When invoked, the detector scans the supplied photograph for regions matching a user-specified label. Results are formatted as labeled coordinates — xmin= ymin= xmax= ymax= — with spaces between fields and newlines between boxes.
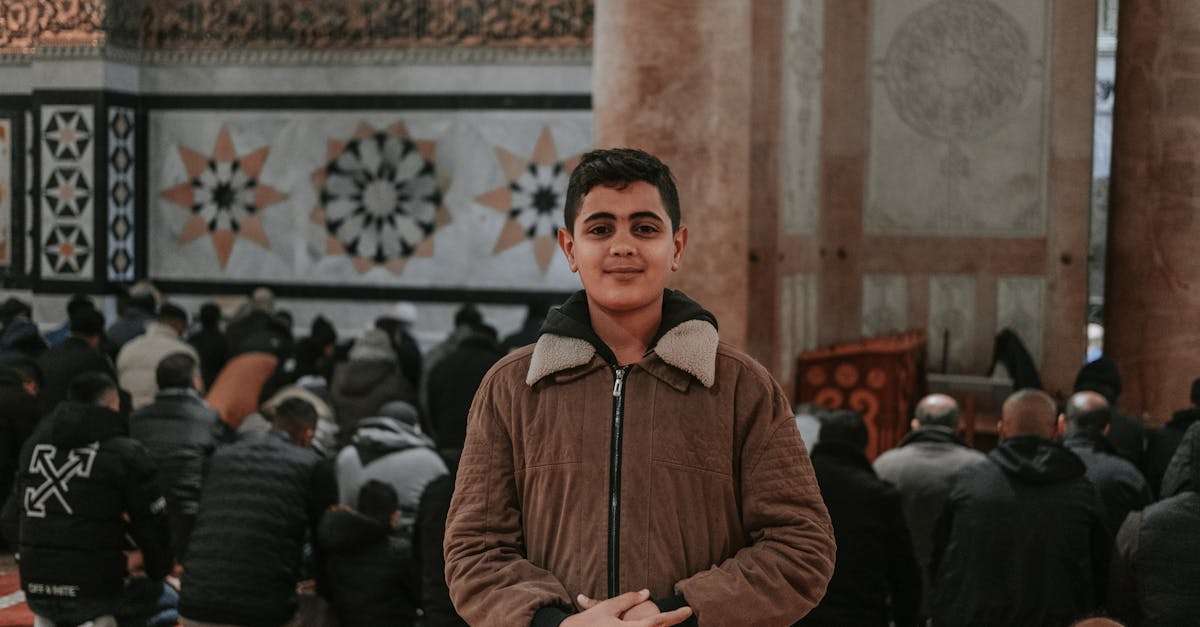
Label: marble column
xmin=1106 ymin=0 xmax=1200 ymax=421
xmin=593 ymin=0 xmax=754 ymax=350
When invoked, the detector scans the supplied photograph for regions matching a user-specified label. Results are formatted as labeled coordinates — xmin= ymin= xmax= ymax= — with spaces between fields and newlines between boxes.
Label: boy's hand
xmin=567 ymin=590 xmax=693 ymax=626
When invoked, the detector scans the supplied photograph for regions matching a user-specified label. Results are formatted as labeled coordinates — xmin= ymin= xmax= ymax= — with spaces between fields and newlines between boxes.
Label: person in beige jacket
xmin=444 ymin=149 xmax=835 ymax=627
xmin=117 ymin=303 xmax=200 ymax=409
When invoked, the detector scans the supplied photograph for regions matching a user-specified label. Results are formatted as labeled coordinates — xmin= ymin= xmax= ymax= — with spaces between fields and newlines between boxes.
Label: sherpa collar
xmin=525 ymin=290 xmax=719 ymax=388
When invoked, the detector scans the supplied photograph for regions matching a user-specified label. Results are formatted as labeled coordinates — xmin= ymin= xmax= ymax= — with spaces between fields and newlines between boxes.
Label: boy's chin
xmin=585 ymin=290 xmax=664 ymax=315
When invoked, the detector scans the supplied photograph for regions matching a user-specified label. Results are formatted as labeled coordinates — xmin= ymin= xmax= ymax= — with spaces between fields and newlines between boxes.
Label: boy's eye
xmin=634 ymin=224 xmax=660 ymax=235
xmin=588 ymin=224 xmax=612 ymax=236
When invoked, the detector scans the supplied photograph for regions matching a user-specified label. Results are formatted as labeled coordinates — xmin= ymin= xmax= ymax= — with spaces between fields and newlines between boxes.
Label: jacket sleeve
xmin=674 ymin=376 xmax=836 ymax=626
xmin=1108 ymin=510 xmax=1141 ymax=626
xmin=884 ymin=488 xmax=921 ymax=627
xmin=122 ymin=441 xmax=173 ymax=579
xmin=443 ymin=373 xmax=574 ymax=627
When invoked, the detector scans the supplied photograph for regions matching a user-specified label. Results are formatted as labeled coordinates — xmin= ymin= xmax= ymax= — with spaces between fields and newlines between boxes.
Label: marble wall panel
xmin=780 ymin=0 xmax=824 ymax=235
xmin=39 ymin=105 xmax=95 ymax=280
xmin=0 ymin=118 xmax=11 ymax=266
xmin=148 ymin=110 xmax=591 ymax=291
xmin=862 ymin=273 xmax=907 ymax=337
xmin=927 ymin=275 xmax=975 ymax=373
xmin=107 ymin=106 xmax=135 ymax=281
xmin=866 ymin=0 xmax=1049 ymax=237
xmin=996 ymin=275 xmax=1045 ymax=368
xmin=780 ymin=273 xmax=819 ymax=386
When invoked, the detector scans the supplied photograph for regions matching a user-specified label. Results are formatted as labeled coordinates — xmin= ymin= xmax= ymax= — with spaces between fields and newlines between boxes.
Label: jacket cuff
xmin=654 ymin=594 xmax=699 ymax=626
xmin=531 ymin=605 xmax=572 ymax=627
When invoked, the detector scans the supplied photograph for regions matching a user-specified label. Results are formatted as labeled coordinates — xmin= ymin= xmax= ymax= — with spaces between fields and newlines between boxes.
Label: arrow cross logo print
xmin=23 ymin=443 xmax=99 ymax=518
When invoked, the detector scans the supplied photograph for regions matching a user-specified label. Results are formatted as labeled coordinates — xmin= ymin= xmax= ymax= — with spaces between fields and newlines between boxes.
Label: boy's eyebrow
xmin=581 ymin=211 xmax=666 ymax=223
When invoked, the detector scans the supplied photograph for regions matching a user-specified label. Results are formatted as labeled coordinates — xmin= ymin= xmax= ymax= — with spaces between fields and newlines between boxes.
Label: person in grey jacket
xmin=873 ymin=393 xmax=986 ymax=620
xmin=1109 ymin=420 xmax=1200 ymax=626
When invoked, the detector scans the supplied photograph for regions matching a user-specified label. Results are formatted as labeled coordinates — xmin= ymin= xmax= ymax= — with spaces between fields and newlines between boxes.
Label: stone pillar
xmin=593 ymin=0 xmax=753 ymax=349
xmin=1106 ymin=0 xmax=1200 ymax=421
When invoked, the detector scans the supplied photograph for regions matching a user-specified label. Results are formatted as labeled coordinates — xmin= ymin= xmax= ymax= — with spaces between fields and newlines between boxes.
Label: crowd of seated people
xmin=0 ymin=285 xmax=516 ymax=626
xmin=1 ymin=282 xmax=1198 ymax=626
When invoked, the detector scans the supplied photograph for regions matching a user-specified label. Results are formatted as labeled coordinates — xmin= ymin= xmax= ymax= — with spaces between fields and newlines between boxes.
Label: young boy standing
xmin=444 ymin=149 xmax=835 ymax=626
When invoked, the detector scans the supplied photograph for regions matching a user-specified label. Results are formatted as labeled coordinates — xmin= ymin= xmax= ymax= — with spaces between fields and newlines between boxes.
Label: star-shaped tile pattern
xmin=160 ymin=125 xmax=288 ymax=268
xmin=477 ymin=127 xmax=581 ymax=273
xmin=43 ymin=166 xmax=90 ymax=218
xmin=311 ymin=121 xmax=450 ymax=275
xmin=43 ymin=225 xmax=91 ymax=274
xmin=43 ymin=110 xmax=91 ymax=161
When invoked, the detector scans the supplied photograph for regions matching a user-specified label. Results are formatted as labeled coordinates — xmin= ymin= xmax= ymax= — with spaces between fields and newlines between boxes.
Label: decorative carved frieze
xmin=2 ymin=0 xmax=592 ymax=55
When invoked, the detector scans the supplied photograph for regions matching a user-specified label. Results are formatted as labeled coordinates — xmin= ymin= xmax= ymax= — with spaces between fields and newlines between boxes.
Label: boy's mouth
xmin=605 ymin=266 xmax=643 ymax=275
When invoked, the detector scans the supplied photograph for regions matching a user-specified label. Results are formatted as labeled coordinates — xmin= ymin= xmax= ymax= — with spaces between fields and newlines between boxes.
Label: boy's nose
xmin=610 ymin=242 xmax=636 ymax=256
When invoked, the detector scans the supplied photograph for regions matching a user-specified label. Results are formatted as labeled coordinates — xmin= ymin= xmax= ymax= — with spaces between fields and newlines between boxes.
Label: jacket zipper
xmin=608 ymin=366 xmax=627 ymax=598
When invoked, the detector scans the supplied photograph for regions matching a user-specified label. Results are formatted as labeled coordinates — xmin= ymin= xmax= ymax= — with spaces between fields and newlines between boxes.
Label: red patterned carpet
xmin=0 ymin=555 xmax=33 ymax=627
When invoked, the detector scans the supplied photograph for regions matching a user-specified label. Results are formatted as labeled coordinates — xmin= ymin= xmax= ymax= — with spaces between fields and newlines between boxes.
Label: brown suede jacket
xmin=444 ymin=295 xmax=835 ymax=626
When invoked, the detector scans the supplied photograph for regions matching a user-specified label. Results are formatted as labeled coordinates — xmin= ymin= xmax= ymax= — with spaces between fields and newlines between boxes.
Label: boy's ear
xmin=558 ymin=227 xmax=578 ymax=272
xmin=672 ymin=225 xmax=688 ymax=271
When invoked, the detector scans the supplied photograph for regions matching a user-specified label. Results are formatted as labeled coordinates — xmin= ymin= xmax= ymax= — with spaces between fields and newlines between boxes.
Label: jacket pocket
xmin=650 ymin=394 xmax=733 ymax=476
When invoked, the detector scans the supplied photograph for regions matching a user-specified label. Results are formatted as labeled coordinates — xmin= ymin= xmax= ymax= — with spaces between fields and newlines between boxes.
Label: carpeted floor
xmin=0 ymin=555 xmax=33 ymax=627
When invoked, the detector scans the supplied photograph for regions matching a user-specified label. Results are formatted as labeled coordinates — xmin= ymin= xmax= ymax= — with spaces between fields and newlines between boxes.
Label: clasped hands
xmin=561 ymin=589 xmax=693 ymax=626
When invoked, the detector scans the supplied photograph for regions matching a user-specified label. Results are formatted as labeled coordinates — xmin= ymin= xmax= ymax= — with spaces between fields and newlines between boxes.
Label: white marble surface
xmin=138 ymin=62 xmax=590 ymax=95
xmin=861 ymin=273 xmax=907 ymax=338
xmin=149 ymin=109 xmax=590 ymax=292
xmin=780 ymin=0 xmax=824 ymax=235
xmin=996 ymin=275 xmax=1045 ymax=367
xmin=927 ymin=275 xmax=976 ymax=373
xmin=780 ymin=273 xmax=819 ymax=383
xmin=866 ymin=0 xmax=1049 ymax=237
xmin=0 ymin=118 xmax=10 ymax=266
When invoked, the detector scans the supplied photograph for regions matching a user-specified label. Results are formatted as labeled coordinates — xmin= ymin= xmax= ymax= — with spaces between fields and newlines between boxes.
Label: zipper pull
xmin=613 ymin=367 xmax=625 ymax=398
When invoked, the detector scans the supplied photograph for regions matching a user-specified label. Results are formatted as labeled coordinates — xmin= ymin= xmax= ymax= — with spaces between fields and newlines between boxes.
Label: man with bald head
xmin=1059 ymin=391 xmax=1152 ymax=535
xmin=873 ymin=393 xmax=986 ymax=621
xmin=930 ymin=389 xmax=1109 ymax=627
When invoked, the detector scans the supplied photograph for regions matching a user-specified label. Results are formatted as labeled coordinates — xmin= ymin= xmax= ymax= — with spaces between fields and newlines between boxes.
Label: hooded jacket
xmin=0 ymin=367 xmax=41 ymax=511
xmin=1110 ymin=421 xmax=1200 ymax=626
xmin=335 ymin=416 xmax=447 ymax=515
xmin=931 ymin=435 xmax=1108 ymax=627
xmin=801 ymin=441 xmax=920 ymax=627
xmin=331 ymin=332 xmax=416 ymax=440
xmin=15 ymin=402 xmax=172 ymax=601
xmin=444 ymin=290 xmax=836 ymax=627
xmin=318 ymin=508 xmax=419 ymax=626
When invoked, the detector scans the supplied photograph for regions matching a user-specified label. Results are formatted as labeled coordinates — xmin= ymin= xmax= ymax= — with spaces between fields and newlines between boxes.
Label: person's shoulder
xmin=714 ymin=341 xmax=776 ymax=385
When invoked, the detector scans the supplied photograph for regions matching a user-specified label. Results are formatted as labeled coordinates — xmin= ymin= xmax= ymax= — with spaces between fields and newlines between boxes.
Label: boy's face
xmin=557 ymin=181 xmax=687 ymax=315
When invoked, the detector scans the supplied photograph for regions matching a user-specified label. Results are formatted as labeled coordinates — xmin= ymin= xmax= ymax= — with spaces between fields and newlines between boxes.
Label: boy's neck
xmin=586 ymin=295 xmax=663 ymax=367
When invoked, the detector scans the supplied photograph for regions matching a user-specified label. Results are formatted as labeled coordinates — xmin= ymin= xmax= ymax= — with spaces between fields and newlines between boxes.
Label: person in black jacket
xmin=36 ymin=307 xmax=118 ymax=416
xmin=180 ymin=397 xmax=333 ymax=627
xmin=14 ymin=372 xmax=176 ymax=626
xmin=129 ymin=352 xmax=229 ymax=561
xmin=319 ymin=479 xmax=420 ymax=626
xmin=799 ymin=409 xmax=920 ymax=627
xmin=1143 ymin=377 xmax=1200 ymax=498
xmin=1058 ymin=391 xmax=1152 ymax=536
xmin=415 ymin=471 xmax=468 ymax=627
xmin=186 ymin=302 xmax=228 ymax=391
xmin=1110 ymin=420 xmax=1200 ymax=626
xmin=931 ymin=389 xmax=1109 ymax=627
xmin=0 ymin=360 xmax=42 ymax=524
xmin=423 ymin=322 xmax=503 ymax=458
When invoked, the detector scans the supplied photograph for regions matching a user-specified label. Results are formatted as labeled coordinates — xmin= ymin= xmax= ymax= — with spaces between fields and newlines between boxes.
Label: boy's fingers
xmin=635 ymin=606 xmax=693 ymax=627
xmin=577 ymin=593 xmax=599 ymax=609
xmin=600 ymin=589 xmax=651 ymax=614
